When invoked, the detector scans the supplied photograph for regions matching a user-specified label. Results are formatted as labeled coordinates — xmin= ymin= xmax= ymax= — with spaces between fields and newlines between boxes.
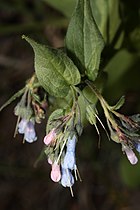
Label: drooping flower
xmin=24 ymin=121 xmax=37 ymax=143
xmin=123 ymin=146 xmax=138 ymax=165
xmin=66 ymin=135 xmax=77 ymax=153
xmin=50 ymin=162 xmax=61 ymax=182
xmin=43 ymin=128 xmax=56 ymax=146
xmin=63 ymin=151 xmax=76 ymax=170
xmin=62 ymin=135 xmax=77 ymax=170
xmin=135 ymin=143 xmax=140 ymax=153
xmin=61 ymin=167 xmax=74 ymax=187
xmin=18 ymin=118 xmax=28 ymax=134
xmin=48 ymin=157 xmax=53 ymax=165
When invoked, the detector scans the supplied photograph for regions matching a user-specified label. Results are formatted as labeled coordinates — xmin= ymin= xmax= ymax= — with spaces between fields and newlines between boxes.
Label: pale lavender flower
xmin=61 ymin=167 xmax=74 ymax=187
xmin=62 ymin=135 xmax=77 ymax=170
xmin=66 ymin=135 xmax=77 ymax=152
xmin=124 ymin=147 xmax=138 ymax=165
xmin=24 ymin=121 xmax=37 ymax=143
xmin=63 ymin=151 xmax=76 ymax=170
xmin=135 ymin=143 xmax=140 ymax=153
xmin=50 ymin=162 xmax=61 ymax=182
xmin=18 ymin=118 xmax=28 ymax=134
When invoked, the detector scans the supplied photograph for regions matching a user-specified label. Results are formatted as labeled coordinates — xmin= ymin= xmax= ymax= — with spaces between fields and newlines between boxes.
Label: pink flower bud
xmin=125 ymin=148 xmax=138 ymax=165
xmin=43 ymin=129 xmax=56 ymax=146
xmin=48 ymin=157 xmax=53 ymax=165
xmin=50 ymin=162 xmax=61 ymax=182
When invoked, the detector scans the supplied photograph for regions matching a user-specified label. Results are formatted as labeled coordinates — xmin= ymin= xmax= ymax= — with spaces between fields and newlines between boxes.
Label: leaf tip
xmin=22 ymin=34 xmax=26 ymax=39
xmin=22 ymin=35 xmax=30 ymax=42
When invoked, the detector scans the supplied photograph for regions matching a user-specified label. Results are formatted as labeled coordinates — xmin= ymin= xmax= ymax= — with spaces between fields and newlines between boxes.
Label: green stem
xmin=86 ymin=80 xmax=119 ymax=131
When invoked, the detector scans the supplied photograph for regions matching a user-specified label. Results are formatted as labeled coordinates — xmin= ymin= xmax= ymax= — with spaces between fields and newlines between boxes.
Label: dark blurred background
xmin=0 ymin=0 xmax=140 ymax=209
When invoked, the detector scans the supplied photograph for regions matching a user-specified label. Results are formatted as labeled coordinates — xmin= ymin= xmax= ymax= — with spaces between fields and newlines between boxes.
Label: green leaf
xmin=77 ymin=94 xmax=87 ymax=126
xmin=46 ymin=109 xmax=65 ymax=133
xmin=86 ymin=104 xmax=96 ymax=125
xmin=110 ymin=96 xmax=125 ymax=111
xmin=65 ymin=0 xmax=104 ymax=81
xmin=22 ymin=36 xmax=81 ymax=98
xmin=83 ymin=86 xmax=98 ymax=104
xmin=91 ymin=0 xmax=123 ymax=48
xmin=0 ymin=87 xmax=25 ymax=112
xmin=53 ymin=89 xmax=73 ymax=109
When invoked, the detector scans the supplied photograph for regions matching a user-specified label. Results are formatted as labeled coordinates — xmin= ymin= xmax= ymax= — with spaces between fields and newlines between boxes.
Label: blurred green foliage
xmin=43 ymin=0 xmax=76 ymax=18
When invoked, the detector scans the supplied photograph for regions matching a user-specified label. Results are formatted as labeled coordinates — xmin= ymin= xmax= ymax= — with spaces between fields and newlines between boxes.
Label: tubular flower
xmin=135 ymin=143 xmax=140 ymax=153
xmin=66 ymin=135 xmax=77 ymax=152
xmin=63 ymin=151 xmax=76 ymax=170
xmin=18 ymin=118 xmax=37 ymax=143
xmin=61 ymin=167 xmax=74 ymax=187
xmin=24 ymin=121 xmax=37 ymax=143
xmin=63 ymin=135 xmax=77 ymax=170
xmin=50 ymin=162 xmax=61 ymax=182
xmin=48 ymin=157 xmax=53 ymax=165
xmin=43 ymin=128 xmax=56 ymax=146
xmin=123 ymin=146 xmax=138 ymax=165
xmin=18 ymin=118 xmax=28 ymax=134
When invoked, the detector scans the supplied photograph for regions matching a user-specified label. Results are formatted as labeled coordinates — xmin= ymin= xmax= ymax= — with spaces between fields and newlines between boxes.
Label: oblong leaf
xmin=46 ymin=109 xmax=65 ymax=133
xmin=23 ymin=36 xmax=81 ymax=98
xmin=65 ymin=0 xmax=104 ymax=81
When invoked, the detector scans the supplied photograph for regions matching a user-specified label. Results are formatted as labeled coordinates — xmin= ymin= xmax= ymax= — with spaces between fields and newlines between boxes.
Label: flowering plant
xmin=0 ymin=0 xmax=140 ymax=196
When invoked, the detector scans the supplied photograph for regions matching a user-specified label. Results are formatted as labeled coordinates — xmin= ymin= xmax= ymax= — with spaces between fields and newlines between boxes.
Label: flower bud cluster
xmin=18 ymin=118 xmax=37 ymax=143
xmin=14 ymin=75 xmax=47 ymax=143
xmin=61 ymin=135 xmax=76 ymax=187
xmin=43 ymin=127 xmax=79 ymax=191
xmin=107 ymin=112 xmax=140 ymax=165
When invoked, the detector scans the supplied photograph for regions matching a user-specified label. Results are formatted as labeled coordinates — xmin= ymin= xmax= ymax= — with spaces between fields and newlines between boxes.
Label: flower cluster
xmin=108 ymin=113 xmax=140 ymax=165
xmin=1 ymin=72 xmax=140 ymax=194
xmin=85 ymin=81 xmax=140 ymax=166
xmin=14 ymin=75 xmax=47 ymax=143
xmin=18 ymin=118 xmax=37 ymax=143
xmin=44 ymin=132 xmax=79 ymax=194
xmin=43 ymin=110 xmax=81 ymax=195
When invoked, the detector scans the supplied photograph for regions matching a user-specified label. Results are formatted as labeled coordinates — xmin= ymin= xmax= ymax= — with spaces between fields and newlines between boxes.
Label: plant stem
xmin=86 ymin=80 xmax=119 ymax=131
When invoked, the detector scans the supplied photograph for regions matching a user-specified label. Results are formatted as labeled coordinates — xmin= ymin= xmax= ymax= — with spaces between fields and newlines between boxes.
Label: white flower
xmin=24 ymin=121 xmax=37 ymax=143
xmin=18 ymin=118 xmax=28 ymax=134
xmin=123 ymin=146 xmax=138 ymax=165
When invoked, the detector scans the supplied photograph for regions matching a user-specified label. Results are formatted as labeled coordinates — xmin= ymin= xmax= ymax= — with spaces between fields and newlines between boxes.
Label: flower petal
xmin=24 ymin=121 xmax=37 ymax=143
xmin=43 ymin=128 xmax=56 ymax=145
xmin=51 ymin=163 xmax=61 ymax=182
xmin=63 ymin=151 xmax=76 ymax=170
xmin=66 ymin=135 xmax=77 ymax=152
xmin=125 ymin=148 xmax=138 ymax=165
xmin=18 ymin=118 xmax=28 ymax=134
xmin=135 ymin=143 xmax=140 ymax=153
xmin=61 ymin=168 xmax=74 ymax=187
